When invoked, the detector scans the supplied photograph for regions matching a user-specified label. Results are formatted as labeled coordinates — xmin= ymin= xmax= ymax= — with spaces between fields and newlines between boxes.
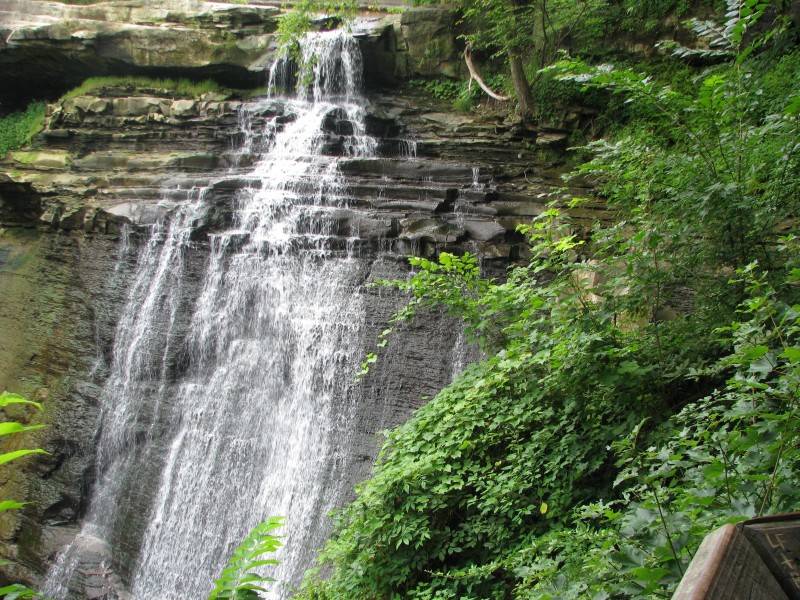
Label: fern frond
xmin=208 ymin=517 xmax=284 ymax=600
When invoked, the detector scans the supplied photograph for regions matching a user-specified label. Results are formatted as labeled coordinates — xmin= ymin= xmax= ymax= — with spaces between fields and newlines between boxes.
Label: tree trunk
xmin=509 ymin=53 xmax=535 ymax=123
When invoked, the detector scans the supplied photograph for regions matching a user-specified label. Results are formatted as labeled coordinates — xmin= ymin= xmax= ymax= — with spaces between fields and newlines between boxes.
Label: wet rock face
xmin=0 ymin=228 xmax=132 ymax=586
xmin=1 ymin=83 xmax=602 ymax=257
xmin=354 ymin=8 xmax=464 ymax=85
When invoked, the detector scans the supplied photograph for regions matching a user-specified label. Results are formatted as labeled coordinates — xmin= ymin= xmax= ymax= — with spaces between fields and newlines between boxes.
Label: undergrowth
xmin=409 ymin=75 xmax=511 ymax=113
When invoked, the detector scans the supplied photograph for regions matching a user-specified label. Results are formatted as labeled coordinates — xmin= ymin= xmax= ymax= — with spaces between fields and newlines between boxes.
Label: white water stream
xmin=45 ymin=31 xmax=384 ymax=600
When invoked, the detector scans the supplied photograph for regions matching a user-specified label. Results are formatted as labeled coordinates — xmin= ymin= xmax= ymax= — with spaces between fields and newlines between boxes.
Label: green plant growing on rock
xmin=208 ymin=517 xmax=284 ymax=600
xmin=0 ymin=103 xmax=46 ymax=157
xmin=60 ymin=77 xmax=226 ymax=103
xmin=272 ymin=0 xmax=359 ymax=91
xmin=276 ymin=0 xmax=358 ymax=60
xmin=410 ymin=75 xmax=511 ymax=113
xmin=0 ymin=391 xmax=47 ymax=600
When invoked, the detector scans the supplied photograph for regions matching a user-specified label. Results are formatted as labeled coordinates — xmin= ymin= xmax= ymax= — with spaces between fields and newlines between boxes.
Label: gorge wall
xmin=0 ymin=2 xmax=603 ymax=598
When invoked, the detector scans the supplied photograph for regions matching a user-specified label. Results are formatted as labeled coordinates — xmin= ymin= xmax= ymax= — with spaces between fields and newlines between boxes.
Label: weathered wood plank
xmin=673 ymin=522 xmax=791 ymax=600
xmin=742 ymin=514 xmax=800 ymax=598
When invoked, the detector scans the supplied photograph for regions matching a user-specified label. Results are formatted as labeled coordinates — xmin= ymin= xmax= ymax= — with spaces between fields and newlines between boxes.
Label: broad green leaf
xmin=0 ymin=500 xmax=26 ymax=512
xmin=0 ymin=392 xmax=42 ymax=411
xmin=781 ymin=347 xmax=800 ymax=364
xmin=0 ymin=448 xmax=47 ymax=466
xmin=0 ymin=422 xmax=44 ymax=437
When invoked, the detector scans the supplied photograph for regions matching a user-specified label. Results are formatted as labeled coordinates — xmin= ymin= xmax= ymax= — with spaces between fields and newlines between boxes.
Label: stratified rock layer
xmin=0 ymin=0 xmax=471 ymax=110
xmin=0 ymin=0 xmax=278 ymax=108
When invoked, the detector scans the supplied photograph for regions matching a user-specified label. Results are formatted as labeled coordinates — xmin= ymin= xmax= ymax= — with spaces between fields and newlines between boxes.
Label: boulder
xmin=72 ymin=97 xmax=111 ymax=115
xmin=112 ymin=97 xmax=162 ymax=117
xmin=399 ymin=216 xmax=464 ymax=243
xmin=460 ymin=218 xmax=506 ymax=241
xmin=171 ymin=99 xmax=198 ymax=118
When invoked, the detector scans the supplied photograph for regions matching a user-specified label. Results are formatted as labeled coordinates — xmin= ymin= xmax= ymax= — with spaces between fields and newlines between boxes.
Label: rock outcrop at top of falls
xmin=0 ymin=0 xmax=465 ymax=110
xmin=0 ymin=85 xmax=606 ymax=260
xmin=0 ymin=8 xmax=607 ymax=599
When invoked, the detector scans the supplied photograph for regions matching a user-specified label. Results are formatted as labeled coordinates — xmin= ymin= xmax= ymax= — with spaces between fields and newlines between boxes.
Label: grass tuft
xmin=60 ymin=76 xmax=227 ymax=102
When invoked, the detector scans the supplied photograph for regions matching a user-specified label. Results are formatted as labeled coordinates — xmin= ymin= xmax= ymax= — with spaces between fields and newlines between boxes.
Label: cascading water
xmin=45 ymin=30 xmax=388 ymax=600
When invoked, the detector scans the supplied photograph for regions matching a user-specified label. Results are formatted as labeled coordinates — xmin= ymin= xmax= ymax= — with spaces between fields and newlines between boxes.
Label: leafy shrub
xmin=0 ymin=103 xmax=46 ymax=157
xmin=511 ymin=254 xmax=800 ymax=598
xmin=613 ymin=0 xmax=696 ymax=34
xmin=275 ymin=0 xmax=358 ymax=62
xmin=410 ymin=75 xmax=512 ymax=113
xmin=409 ymin=79 xmax=464 ymax=102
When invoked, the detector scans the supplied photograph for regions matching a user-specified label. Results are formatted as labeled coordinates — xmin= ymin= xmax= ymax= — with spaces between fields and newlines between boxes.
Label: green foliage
xmin=272 ymin=0 xmax=359 ymax=91
xmin=0 ymin=392 xmax=46 ymax=471
xmin=301 ymin=207 xmax=673 ymax=600
xmin=0 ymin=583 xmax=42 ymax=599
xmin=208 ymin=517 xmax=283 ymax=600
xmin=300 ymin=22 xmax=800 ymax=600
xmin=524 ymin=71 xmax=604 ymax=123
xmin=0 ymin=102 xmax=46 ymax=157
xmin=409 ymin=79 xmax=464 ymax=102
xmin=409 ymin=75 xmax=511 ymax=113
xmin=657 ymin=0 xmax=779 ymax=61
xmin=413 ymin=0 xmax=612 ymax=118
xmin=609 ymin=0 xmax=703 ymax=35
xmin=276 ymin=0 xmax=358 ymax=61
xmin=453 ymin=0 xmax=607 ymax=64
xmin=60 ymin=76 xmax=226 ymax=103
xmin=302 ymin=228 xmax=799 ymax=600
xmin=546 ymin=45 xmax=800 ymax=321
xmin=512 ymin=253 xmax=800 ymax=598
xmin=0 ymin=391 xmax=46 ymax=599
xmin=276 ymin=0 xmax=317 ymax=60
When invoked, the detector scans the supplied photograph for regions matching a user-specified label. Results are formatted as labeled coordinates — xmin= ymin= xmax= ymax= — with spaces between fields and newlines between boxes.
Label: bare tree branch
xmin=464 ymin=45 xmax=512 ymax=101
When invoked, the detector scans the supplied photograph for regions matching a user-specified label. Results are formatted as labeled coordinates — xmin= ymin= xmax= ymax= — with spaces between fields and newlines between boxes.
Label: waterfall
xmin=45 ymin=30 xmax=383 ymax=600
